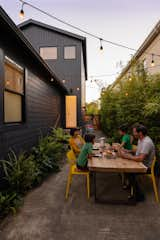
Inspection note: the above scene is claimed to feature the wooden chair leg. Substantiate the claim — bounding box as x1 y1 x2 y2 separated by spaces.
152 174 159 203
65 173 72 199
86 174 90 199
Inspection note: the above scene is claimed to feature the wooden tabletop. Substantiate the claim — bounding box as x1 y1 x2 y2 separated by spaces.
88 157 147 173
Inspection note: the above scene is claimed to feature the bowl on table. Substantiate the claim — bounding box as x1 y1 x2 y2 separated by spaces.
105 150 117 159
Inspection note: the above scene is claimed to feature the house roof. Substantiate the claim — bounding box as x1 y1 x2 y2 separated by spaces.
111 20 160 89
0 6 68 94
18 19 88 79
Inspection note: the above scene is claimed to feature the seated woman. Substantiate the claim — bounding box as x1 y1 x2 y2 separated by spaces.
77 134 95 170
69 128 85 156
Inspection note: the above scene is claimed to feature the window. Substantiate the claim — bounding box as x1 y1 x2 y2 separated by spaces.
4 58 24 123
40 47 57 60
64 46 76 59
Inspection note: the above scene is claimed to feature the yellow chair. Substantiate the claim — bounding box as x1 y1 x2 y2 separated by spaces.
146 156 159 203
65 150 90 199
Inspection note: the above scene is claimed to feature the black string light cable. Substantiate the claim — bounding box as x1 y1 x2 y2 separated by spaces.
19 0 160 73
18 0 147 52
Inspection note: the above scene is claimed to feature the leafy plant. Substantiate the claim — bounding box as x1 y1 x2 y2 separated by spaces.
0 150 38 194
0 127 68 220
32 135 65 181
100 69 160 145
0 192 22 217
50 128 70 143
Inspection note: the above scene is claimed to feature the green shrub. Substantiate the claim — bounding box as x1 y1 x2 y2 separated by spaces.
0 151 38 194
100 70 160 145
32 132 67 182
0 127 68 219
0 192 22 218
50 127 70 144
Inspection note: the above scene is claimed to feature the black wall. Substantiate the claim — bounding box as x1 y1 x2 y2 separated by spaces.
21 24 85 125
0 22 65 159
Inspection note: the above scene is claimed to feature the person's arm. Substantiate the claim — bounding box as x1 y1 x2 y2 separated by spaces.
79 135 85 145
69 138 81 154
123 148 136 154
119 141 125 149
118 149 146 162
87 144 93 159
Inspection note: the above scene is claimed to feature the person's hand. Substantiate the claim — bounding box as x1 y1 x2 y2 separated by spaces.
118 148 126 158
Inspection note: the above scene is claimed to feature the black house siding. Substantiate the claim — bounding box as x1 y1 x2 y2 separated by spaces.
0 64 64 159
0 27 65 159
21 24 85 125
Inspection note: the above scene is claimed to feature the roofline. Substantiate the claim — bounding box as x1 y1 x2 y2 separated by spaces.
0 6 68 94
112 19 160 89
18 19 88 80
18 19 86 41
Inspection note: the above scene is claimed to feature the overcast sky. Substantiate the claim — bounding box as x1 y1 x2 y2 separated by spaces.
1 0 160 102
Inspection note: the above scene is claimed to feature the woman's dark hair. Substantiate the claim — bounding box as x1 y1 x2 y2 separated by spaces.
119 124 128 133
70 128 79 136
132 123 140 129
84 134 95 143
136 125 147 136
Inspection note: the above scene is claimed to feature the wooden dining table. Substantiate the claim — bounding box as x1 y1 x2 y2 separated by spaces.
88 145 147 204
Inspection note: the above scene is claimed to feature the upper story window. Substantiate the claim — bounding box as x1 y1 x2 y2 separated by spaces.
40 47 57 60
4 58 25 123
64 46 76 59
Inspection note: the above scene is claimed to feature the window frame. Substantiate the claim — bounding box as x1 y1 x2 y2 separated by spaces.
4 57 25 124
64 45 76 60
39 46 58 60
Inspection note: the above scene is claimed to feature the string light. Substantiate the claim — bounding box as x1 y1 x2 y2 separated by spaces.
18 1 160 58
128 75 132 81
151 54 155 67
99 38 103 51
51 78 54 82
19 2 25 19
18 0 160 84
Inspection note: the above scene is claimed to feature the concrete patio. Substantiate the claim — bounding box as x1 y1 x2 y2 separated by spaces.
0 151 160 240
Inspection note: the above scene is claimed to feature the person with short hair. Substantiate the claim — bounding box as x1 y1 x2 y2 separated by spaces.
119 125 155 167
69 128 85 156
118 124 132 150
77 134 95 170
118 125 155 201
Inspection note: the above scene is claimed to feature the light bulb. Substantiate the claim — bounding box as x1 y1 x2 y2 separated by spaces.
151 54 155 67
19 9 24 19
99 38 103 51
151 60 155 67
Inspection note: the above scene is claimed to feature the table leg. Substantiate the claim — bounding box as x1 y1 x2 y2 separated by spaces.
128 174 137 204
93 172 97 202
92 172 137 205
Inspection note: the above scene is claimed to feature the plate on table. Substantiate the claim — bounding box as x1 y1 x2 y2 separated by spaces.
92 147 99 151
92 153 102 158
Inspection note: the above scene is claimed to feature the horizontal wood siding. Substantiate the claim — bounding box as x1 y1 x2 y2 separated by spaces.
0 69 63 159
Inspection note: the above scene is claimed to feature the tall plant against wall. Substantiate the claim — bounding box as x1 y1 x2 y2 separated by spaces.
100 63 160 143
